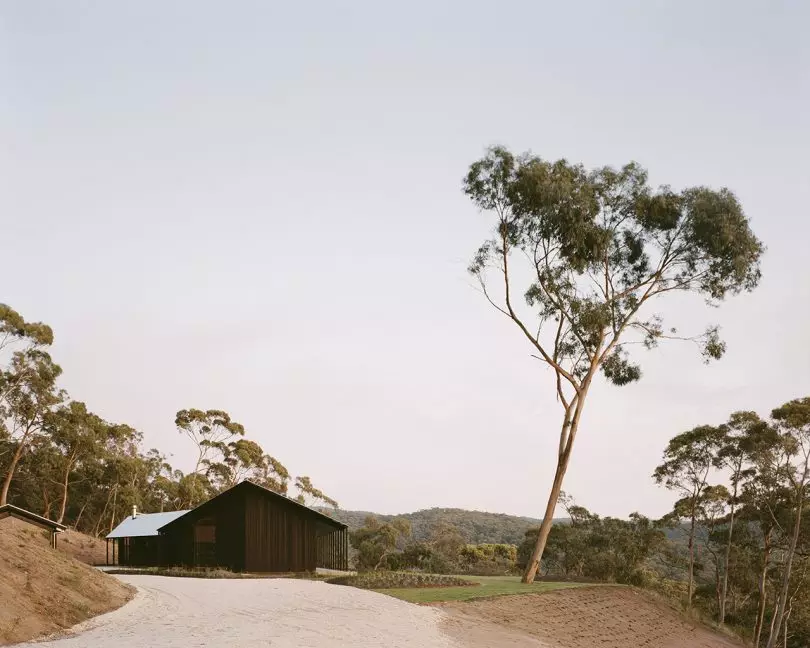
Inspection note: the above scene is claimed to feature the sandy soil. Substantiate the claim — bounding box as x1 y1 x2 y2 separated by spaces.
441 586 744 648
56 530 108 566
0 518 131 645
25 575 461 648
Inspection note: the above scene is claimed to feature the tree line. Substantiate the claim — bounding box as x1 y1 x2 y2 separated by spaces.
0 304 337 535
653 398 810 648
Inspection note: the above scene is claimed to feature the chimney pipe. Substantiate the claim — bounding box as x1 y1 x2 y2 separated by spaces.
132 504 138 519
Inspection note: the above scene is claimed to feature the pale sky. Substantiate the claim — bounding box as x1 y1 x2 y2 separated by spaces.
1 1 808 520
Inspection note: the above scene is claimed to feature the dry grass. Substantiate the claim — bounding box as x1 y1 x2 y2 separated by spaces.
56 529 108 565
0 517 132 645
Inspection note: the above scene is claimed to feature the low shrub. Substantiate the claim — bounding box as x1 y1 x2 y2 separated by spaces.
104 567 288 579
327 571 477 590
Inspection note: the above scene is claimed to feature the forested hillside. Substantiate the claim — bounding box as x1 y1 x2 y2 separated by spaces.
324 507 555 545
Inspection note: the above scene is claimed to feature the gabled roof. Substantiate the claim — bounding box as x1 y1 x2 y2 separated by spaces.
158 480 347 532
0 504 67 532
106 510 189 539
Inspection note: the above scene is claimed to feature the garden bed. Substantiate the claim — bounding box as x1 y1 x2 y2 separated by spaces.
327 571 477 590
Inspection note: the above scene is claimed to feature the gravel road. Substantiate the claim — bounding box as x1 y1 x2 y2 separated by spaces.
25 575 461 648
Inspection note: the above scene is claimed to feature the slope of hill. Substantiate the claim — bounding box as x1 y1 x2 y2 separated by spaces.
442 586 743 648
57 529 109 565
0 518 132 645
324 507 563 545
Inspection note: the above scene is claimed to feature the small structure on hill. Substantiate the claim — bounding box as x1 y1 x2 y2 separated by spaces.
0 503 66 548
106 480 348 572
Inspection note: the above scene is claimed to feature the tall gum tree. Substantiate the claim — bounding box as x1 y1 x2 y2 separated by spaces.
175 408 245 505
714 410 772 624
766 397 810 648
653 425 727 607
463 147 764 582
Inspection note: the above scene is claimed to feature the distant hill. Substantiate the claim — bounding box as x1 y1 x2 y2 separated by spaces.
321 507 566 545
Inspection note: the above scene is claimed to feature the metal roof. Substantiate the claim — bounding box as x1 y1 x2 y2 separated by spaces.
0 504 67 531
106 510 189 538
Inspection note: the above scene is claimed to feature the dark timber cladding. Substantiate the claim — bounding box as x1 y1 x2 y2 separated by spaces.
158 481 348 572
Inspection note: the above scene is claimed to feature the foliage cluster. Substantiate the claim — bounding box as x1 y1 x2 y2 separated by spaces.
516 503 664 586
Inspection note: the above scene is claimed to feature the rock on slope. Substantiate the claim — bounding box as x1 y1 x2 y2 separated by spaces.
0 518 132 645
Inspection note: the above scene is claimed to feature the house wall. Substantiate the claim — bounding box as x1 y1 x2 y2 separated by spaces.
316 527 349 571
159 489 246 571
243 489 317 572
118 536 161 566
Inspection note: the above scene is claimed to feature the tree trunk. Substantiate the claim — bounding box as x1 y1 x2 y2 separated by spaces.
108 485 118 534
754 530 772 646
522 382 590 584
765 464 807 648
782 601 791 648
93 488 114 537
74 501 88 530
521 452 570 583
56 454 76 525
714 554 722 617
0 440 26 505
767 600 779 647
41 482 52 518
719 480 738 624
687 511 697 608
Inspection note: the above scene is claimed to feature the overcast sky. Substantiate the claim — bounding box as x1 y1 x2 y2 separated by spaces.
1 1 808 519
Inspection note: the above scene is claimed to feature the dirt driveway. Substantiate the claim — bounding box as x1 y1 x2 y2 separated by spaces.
23 575 461 648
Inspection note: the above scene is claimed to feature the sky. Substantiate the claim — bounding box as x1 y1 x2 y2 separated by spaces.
1 1 808 520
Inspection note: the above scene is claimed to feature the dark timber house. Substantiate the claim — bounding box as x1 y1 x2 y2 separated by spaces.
106 480 348 572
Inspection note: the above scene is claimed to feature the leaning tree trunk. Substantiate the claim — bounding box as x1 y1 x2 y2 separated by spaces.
522 382 591 584
56 452 76 525
73 501 88 531
0 439 27 505
754 530 773 646
522 451 571 583
766 468 807 648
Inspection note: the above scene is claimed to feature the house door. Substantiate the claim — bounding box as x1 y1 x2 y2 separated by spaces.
193 518 217 567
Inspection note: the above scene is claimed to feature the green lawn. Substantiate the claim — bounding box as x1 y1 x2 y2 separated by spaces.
375 575 588 603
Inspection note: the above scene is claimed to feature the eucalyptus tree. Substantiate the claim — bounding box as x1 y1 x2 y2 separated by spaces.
0 350 63 505
715 411 773 623
463 147 764 582
738 427 792 646
654 424 727 607
175 408 245 506
766 397 810 648
294 475 338 508
46 401 107 524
